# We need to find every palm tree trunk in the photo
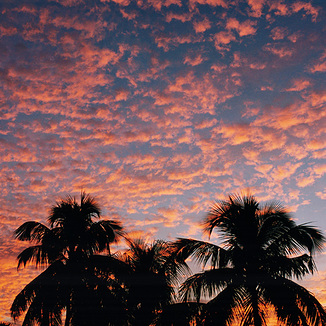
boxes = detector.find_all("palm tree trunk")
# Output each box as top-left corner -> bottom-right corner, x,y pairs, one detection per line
65,294 -> 72,326
249,286 -> 262,326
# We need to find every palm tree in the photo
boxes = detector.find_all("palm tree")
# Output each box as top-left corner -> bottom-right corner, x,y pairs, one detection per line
175,193 -> 326,326
11,192 -> 125,326
119,238 -> 189,326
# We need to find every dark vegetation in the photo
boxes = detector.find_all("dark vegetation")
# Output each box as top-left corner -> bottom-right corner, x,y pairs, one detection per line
10,192 -> 326,325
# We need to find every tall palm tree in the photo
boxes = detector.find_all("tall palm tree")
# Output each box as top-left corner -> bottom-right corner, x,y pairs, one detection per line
119,238 -> 189,326
175,193 -> 326,326
11,192 -> 125,326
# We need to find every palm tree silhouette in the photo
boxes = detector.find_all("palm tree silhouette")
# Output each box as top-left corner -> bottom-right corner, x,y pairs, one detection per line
175,193 -> 326,326
120,238 -> 189,326
11,192 -> 125,326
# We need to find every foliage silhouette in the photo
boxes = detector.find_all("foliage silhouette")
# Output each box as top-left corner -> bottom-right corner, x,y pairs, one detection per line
11,192 -> 125,326
119,238 -> 189,326
175,193 -> 326,326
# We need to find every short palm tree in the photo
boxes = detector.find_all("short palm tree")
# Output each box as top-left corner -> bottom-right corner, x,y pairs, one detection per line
120,238 -> 189,326
175,193 -> 326,326
11,192 -> 125,326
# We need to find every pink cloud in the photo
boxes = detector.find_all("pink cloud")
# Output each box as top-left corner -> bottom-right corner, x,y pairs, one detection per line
216,123 -> 252,145
189,0 -> 228,10
154,34 -> 202,51
226,18 -> 257,37
249,62 -> 266,70
270,26 -> 288,40
254,164 -> 273,175
246,0 -> 265,18
165,12 -> 193,23
183,53 -> 206,66
292,1 -> 319,22
316,191 -> 326,200
270,162 -> 302,183
157,207 -> 182,227
287,32 -> 301,43
120,9 -> 138,20
309,51 -> 326,73
306,90 -> 326,107
0,25 -> 17,37
51,15 -> 108,40
101,0 -> 131,6
212,30 -> 236,50
285,78 -> 311,92
115,88 -> 130,101
268,1 -> 290,16
211,63 -> 227,72
263,43 -> 293,58
193,17 -> 211,33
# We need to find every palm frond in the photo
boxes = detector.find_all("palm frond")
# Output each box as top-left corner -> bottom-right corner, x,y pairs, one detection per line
11,261 -> 65,320
203,285 -> 247,326
174,238 -> 230,268
263,254 -> 315,279
239,287 -> 267,326
261,276 -> 326,326
180,268 -> 237,302
17,245 -> 50,269
15,222 -> 50,242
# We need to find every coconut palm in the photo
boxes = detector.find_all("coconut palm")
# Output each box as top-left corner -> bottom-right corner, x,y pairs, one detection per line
175,193 -> 326,326
11,192 -> 125,326
119,238 -> 189,326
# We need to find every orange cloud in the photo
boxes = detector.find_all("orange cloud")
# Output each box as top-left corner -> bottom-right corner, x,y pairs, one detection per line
291,1 -> 319,22
165,12 -> 193,23
226,18 -> 257,37
193,17 -> 211,33
183,54 -> 206,66
309,50 -> 326,73
285,78 -> 311,92
212,30 -> 236,50
270,26 -> 288,40
189,0 -> 228,10
263,43 -> 293,58
246,0 -> 265,18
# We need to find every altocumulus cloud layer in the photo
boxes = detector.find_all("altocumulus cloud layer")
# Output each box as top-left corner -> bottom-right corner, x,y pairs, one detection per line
0,0 -> 326,322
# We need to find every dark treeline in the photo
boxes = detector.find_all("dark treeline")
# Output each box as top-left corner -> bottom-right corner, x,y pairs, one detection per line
9,192 -> 326,326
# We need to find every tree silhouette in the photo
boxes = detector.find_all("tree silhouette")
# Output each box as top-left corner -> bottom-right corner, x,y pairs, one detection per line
120,238 -> 189,326
175,193 -> 326,326
11,192 -> 125,326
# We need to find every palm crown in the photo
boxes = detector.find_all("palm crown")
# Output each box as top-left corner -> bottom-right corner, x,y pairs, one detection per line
176,194 -> 326,326
11,192 -> 124,326
120,238 -> 189,326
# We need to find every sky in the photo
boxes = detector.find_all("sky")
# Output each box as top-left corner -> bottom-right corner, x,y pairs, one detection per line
0,0 -> 326,324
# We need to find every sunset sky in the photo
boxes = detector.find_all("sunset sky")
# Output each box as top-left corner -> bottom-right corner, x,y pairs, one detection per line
0,0 -> 326,323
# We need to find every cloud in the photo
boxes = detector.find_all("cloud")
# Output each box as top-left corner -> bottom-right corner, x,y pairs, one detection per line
270,26 -> 288,40
263,43 -> 293,58
309,50 -> 326,73
291,1 -> 320,22
226,18 -> 257,37
212,30 -> 236,50
268,1 -> 290,16
193,17 -> 211,33
165,12 -> 193,23
189,0 -> 228,10
183,53 -> 206,66
246,0 -> 265,18
285,78 -> 311,92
